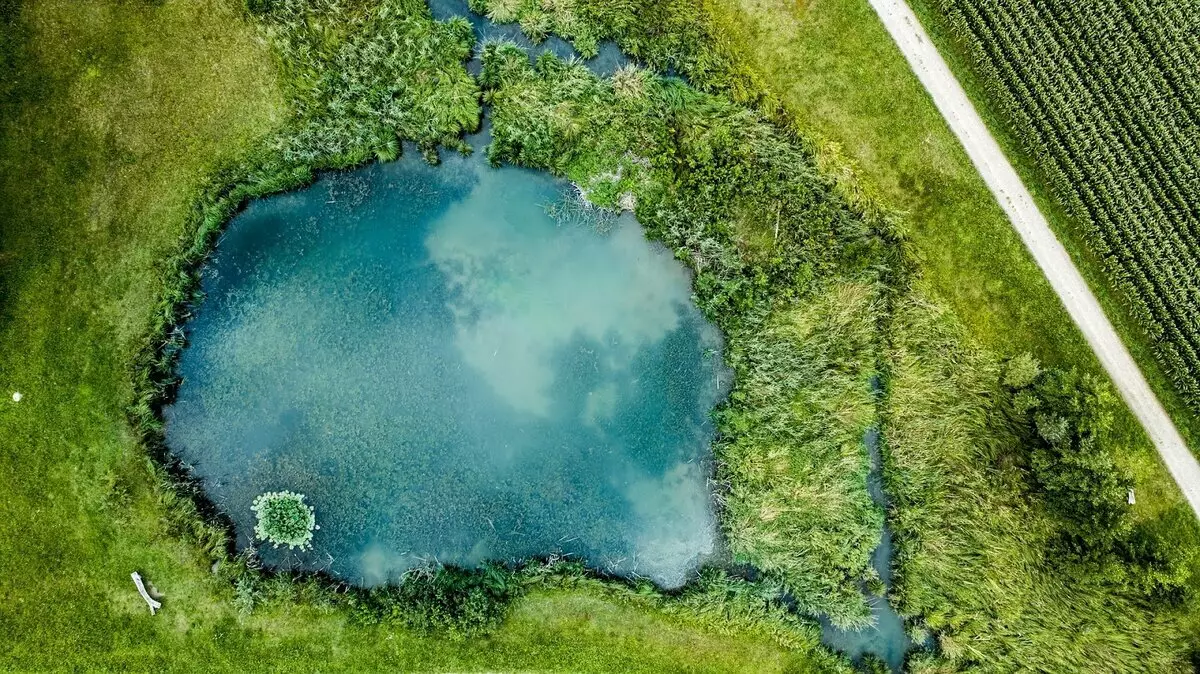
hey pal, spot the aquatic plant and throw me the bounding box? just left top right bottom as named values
left=251, top=491, right=317, bottom=550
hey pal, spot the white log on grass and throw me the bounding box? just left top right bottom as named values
left=131, top=572, right=162, bottom=615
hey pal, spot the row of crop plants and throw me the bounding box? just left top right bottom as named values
left=935, top=0, right=1200, bottom=409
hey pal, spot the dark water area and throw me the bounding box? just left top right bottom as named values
left=819, top=425, right=916, bottom=671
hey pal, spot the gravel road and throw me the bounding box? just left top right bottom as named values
left=868, top=0, right=1200, bottom=519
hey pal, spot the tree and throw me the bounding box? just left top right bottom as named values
left=1005, top=362, right=1133, bottom=555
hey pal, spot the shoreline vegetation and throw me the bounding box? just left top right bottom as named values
left=1, top=0, right=1198, bottom=671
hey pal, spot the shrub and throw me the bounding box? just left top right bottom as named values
left=251, top=491, right=317, bottom=550
left=352, top=564, right=522, bottom=640
left=1114, top=513, right=1197, bottom=605
left=1009, top=366, right=1133, bottom=555
left=1002, top=352, right=1041, bottom=390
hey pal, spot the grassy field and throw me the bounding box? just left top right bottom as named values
left=0, top=0, right=846, bottom=669
left=702, top=0, right=1200, bottom=455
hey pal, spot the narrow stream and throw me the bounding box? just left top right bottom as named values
left=818, top=425, right=913, bottom=671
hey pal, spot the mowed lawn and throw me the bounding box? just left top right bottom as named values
left=703, top=0, right=1200, bottom=522
left=0, top=0, right=832, bottom=670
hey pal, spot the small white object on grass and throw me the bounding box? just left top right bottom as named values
left=11, top=392, right=21, bottom=402
left=131, top=572, right=162, bottom=615
left=1128, top=488, right=1136, bottom=505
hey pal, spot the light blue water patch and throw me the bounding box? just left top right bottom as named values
left=164, top=147, right=729, bottom=588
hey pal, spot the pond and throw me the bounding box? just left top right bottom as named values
left=166, top=4, right=915, bottom=666
left=164, top=131, right=730, bottom=588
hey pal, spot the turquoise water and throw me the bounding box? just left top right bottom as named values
left=164, top=138, right=729, bottom=588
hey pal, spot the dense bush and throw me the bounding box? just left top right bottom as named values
left=1004, top=365, right=1133, bottom=555
left=998, top=358, right=1196, bottom=605
left=1115, top=514, right=1197, bottom=604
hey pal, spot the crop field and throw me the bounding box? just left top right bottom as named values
left=931, top=0, right=1200, bottom=413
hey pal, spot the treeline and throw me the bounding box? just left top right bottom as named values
left=935, top=0, right=1200, bottom=413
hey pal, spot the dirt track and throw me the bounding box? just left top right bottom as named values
left=867, top=0, right=1200, bottom=519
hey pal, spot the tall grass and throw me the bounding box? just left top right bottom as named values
left=255, top=0, right=481, bottom=163
left=718, top=281, right=883, bottom=626
left=882, top=292, right=1199, bottom=671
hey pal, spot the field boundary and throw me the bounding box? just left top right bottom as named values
left=867, top=0, right=1200, bottom=519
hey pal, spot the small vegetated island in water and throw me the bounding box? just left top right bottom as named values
left=165, top=138, right=729, bottom=587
